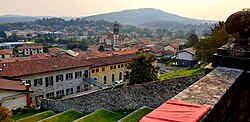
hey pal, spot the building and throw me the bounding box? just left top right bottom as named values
left=0, top=78, right=31, bottom=110
left=0, top=56, right=92, bottom=106
left=99, top=22, right=132, bottom=50
left=88, top=53, right=136, bottom=86
left=0, top=49, right=12, bottom=59
left=17, top=46, right=43, bottom=57
left=176, top=47, right=196, bottom=67
left=163, top=43, right=180, bottom=55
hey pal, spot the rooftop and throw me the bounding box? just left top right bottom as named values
left=178, top=47, right=195, bottom=55
left=0, top=78, right=28, bottom=92
left=0, top=56, right=91, bottom=77
left=88, top=53, right=136, bottom=68
left=0, top=49, right=13, bottom=55
left=17, top=46, right=43, bottom=50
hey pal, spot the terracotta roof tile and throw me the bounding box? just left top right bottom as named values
left=88, top=53, right=136, bottom=67
left=0, top=57, right=91, bottom=77
left=169, top=43, right=180, bottom=48
left=0, top=49, right=12, bottom=55
left=29, top=53, right=51, bottom=59
left=1, top=57, right=32, bottom=63
left=0, top=78, right=27, bottom=91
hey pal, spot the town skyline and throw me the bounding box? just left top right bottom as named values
left=0, top=0, right=249, bottom=21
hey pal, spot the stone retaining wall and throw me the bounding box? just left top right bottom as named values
left=41, top=75, right=203, bottom=113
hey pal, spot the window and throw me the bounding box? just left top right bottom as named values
left=75, top=71, right=82, bottom=78
left=84, top=70, right=89, bottom=78
left=45, top=76, right=53, bottom=87
left=77, top=86, right=81, bottom=93
left=92, top=69, right=95, bottom=73
left=119, top=72, right=123, bottom=80
left=66, top=73, right=73, bottom=80
left=56, top=90, right=64, bottom=97
left=26, top=80, right=31, bottom=86
left=103, top=75, right=107, bottom=84
left=34, top=78, right=43, bottom=86
left=118, top=65, right=120, bottom=68
left=114, top=65, right=116, bottom=69
left=66, top=88, right=73, bottom=95
left=95, top=68, right=99, bottom=73
left=56, top=75, right=63, bottom=82
left=112, top=74, right=115, bottom=83
left=121, top=64, right=124, bottom=67
left=110, top=66, right=113, bottom=70
left=102, top=67, right=105, bottom=71
left=84, top=84, right=89, bottom=91
left=46, top=92, right=54, bottom=99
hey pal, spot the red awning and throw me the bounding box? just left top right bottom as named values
left=140, top=99, right=211, bottom=122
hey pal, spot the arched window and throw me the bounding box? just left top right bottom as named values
left=94, top=77, right=97, bottom=81
left=112, top=74, right=115, bottom=83
left=119, top=72, right=123, bottom=81
left=103, top=75, right=107, bottom=84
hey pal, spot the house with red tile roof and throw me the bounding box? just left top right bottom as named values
left=0, top=56, right=92, bottom=106
left=163, top=43, right=180, bottom=55
left=0, top=78, right=31, bottom=109
left=17, top=46, right=43, bottom=57
left=0, top=49, right=13, bottom=59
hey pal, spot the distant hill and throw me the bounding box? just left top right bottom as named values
left=0, top=8, right=216, bottom=27
left=84, top=8, right=216, bottom=25
left=0, top=14, right=76, bottom=23
left=0, top=15, right=40, bottom=23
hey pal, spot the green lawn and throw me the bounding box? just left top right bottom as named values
left=120, top=107, right=153, bottom=122
left=40, top=110, right=83, bottom=122
left=158, top=67, right=205, bottom=80
left=16, top=111, right=56, bottom=122
left=75, top=109, right=127, bottom=122
left=12, top=109, right=43, bottom=121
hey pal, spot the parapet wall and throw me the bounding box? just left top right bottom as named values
left=41, top=75, right=203, bottom=113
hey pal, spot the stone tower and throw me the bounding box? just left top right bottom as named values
left=113, top=21, right=120, bottom=46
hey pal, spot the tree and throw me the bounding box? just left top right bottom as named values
left=0, top=106, right=13, bottom=122
left=125, top=54, right=159, bottom=85
left=0, top=30, right=7, bottom=39
left=194, top=22, right=230, bottom=63
left=187, top=34, right=199, bottom=47
left=8, top=33, right=18, bottom=42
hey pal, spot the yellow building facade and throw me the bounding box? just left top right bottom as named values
left=87, top=53, right=135, bottom=86
left=89, top=53, right=158, bottom=86
left=90, top=62, right=128, bottom=85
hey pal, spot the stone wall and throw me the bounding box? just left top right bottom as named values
left=41, top=75, right=203, bottom=113
left=202, top=72, right=250, bottom=122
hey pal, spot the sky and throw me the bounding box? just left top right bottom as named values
left=0, top=0, right=249, bottom=21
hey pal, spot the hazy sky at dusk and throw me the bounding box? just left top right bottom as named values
left=0, top=0, right=249, bottom=21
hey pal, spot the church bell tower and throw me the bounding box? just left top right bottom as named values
left=113, top=21, right=120, bottom=46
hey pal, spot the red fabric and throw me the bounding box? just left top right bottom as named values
left=140, top=99, right=211, bottom=122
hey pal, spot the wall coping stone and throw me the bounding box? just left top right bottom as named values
left=173, top=66, right=243, bottom=107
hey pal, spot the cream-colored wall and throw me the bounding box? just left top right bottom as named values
left=0, top=90, right=27, bottom=109
left=15, top=67, right=91, bottom=101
